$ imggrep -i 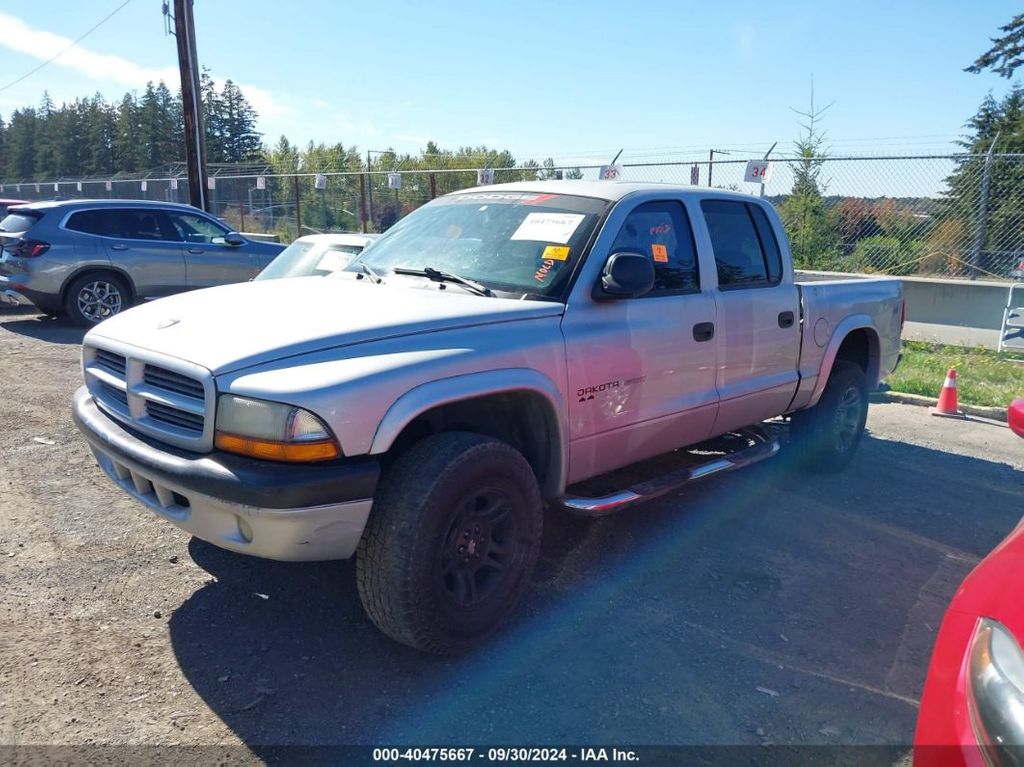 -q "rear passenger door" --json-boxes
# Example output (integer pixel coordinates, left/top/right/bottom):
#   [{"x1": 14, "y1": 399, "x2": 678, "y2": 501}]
[
  {"x1": 165, "y1": 211, "x2": 260, "y2": 288},
  {"x1": 698, "y1": 199, "x2": 801, "y2": 434},
  {"x1": 66, "y1": 208, "x2": 187, "y2": 298}
]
